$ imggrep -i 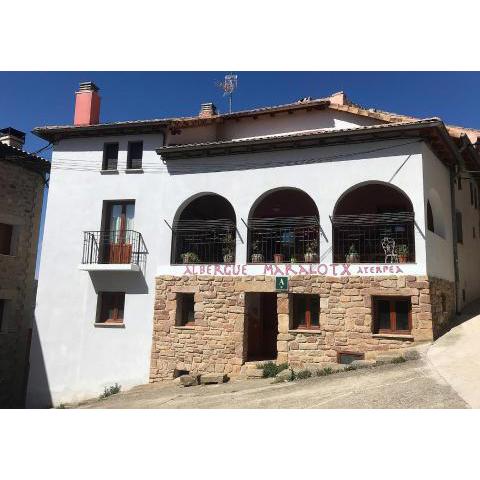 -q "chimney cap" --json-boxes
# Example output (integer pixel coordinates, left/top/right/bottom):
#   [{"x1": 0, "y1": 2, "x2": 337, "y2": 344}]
[
  {"x1": 0, "y1": 127, "x2": 26, "y2": 142},
  {"x1": 199, "y1": 102, "x2": 217, "y2": 118},
  {"x1": 78, "y1": 81, "x2": 99, "y2": 92}
]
